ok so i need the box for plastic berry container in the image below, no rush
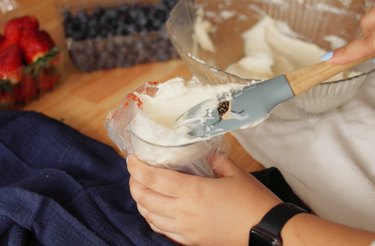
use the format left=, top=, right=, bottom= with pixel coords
left=0, top=2, right=64, bottom=109
left=56, top=0, right=179, bottom=72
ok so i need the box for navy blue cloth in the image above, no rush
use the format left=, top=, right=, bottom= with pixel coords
left=0, top=110, right=307, bottom=246
left=0, top=110, right=176, bottom=246
left=251, top=168, right=311, bottom=212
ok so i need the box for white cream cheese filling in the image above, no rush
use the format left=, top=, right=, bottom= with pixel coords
left=225, top=16, right=358, bottom=81
left=130, top=77, right=246, bottom=146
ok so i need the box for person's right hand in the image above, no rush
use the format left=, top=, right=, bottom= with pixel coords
left=127, top=154, right=281, bottom=246
left=327, top=7, right=375, bottom=64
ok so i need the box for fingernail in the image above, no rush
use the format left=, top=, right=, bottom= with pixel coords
left=321, top=51, right=333, bottom=61
left=125, top=155, right=130, bottom=164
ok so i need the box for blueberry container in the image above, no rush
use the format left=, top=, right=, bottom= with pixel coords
left=57, top=0, right=179, bottom=72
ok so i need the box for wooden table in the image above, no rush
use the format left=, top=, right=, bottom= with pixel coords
left=14, top=0, right=263, bottom=172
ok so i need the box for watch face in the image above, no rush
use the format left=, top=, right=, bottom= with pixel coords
left=250, top=228, right=281, bottom=246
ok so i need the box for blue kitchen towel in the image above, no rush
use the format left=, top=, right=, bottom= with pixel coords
left=0, top=110, right=175, bottom=246
left=0, top=110, right=308, bottom=246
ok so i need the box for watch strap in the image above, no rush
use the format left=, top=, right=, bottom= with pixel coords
left=249, top=202, right=307, bottom=246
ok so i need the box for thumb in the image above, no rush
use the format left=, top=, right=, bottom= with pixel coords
left=208, top=154, right=240, bottom=177
left=327, top=32, right=375, bottom=64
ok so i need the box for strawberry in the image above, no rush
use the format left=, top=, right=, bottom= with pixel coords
left=0, top=34, right=4, bottom=51
left=0, top=28, right=23, bottom=51
left=0, top=16, right=39, bottom=51
left=38, top=66, right=60, bottom=91
left=0, top=43, right=17, bottom=108
left=0, top=89, right=14, bottom=109
left=13, top=73, right=37, bottom=105
left=0, top=44, right=23, bottom=84
left=4, top=16, right=39, bottom=36
left=20, top=29, right=56, bottom=64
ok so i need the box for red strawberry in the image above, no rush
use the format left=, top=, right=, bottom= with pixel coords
left=0, top=35, right=5, bottom=51
left=13, top=73, right=37, bottom=105
left=4, top=16, right=39, bottom=36
left=0, top=28, right=22, bottom=51
left=0, top=45, right=16, bottom=108
left=20, top=29, right=56, bottom=64
left=0, top=89, right=14, bottom=109
left=0, top=16, right=39, bottom=51
left=38, top=67, right=60, bottom=91
left=0, top=44, right=23, bottom=84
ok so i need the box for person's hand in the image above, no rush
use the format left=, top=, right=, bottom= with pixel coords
left=325, top=7, right=375, bottom=64
left=127, top=155, right=281, bottom=246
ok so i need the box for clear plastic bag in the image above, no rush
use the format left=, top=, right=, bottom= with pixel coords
left=105, top=80, right=229, bottom=177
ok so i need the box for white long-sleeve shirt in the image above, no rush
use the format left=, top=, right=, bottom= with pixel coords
left=232, top=76, right=375, bottom=232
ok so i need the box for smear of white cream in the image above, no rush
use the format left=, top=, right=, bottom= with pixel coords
left=134, top=77, right=246, bottom=144
left=324, top=35, right=347, bottom=50
left=224, top=16, right=359, bottom=82
left=193, top=8, right=216, bottom=53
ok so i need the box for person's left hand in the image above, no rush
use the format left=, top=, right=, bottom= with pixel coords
left=127, top=155, right=281, bottom=246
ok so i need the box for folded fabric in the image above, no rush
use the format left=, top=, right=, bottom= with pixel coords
left=0, top=110, right=176, bottom=246
left=0, top=110, right=310, bottom=245
left=232, top=77, right=375, bottom=231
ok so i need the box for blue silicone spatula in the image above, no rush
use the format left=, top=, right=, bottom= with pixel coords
left=176, top=55, right=373, bottom=138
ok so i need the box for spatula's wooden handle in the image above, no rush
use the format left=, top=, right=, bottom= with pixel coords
left=286, top=54, right=373, bottom=96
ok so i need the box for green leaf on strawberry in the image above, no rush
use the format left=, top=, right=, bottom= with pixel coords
left=33, top=46, right=60, bottom=67
left=0, top=80, right=14, bottom=93
left=24, top=46, right=60, bottom=76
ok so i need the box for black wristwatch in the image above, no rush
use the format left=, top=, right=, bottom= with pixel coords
left=249, top=203, right=307, bottom=246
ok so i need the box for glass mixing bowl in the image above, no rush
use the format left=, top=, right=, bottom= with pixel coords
left=166, top=0, right=375, bottom=120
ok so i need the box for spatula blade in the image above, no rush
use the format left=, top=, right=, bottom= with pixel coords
left=175, top=75, right=294, bottom=138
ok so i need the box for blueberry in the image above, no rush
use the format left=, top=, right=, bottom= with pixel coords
left=76, top=10, right=88, bottom=22
left=63, top=10, right=72, bottom=22
left=91, top=7, right=104, bottom=20
left=71, top=18, right=88, bottom=40
left=86, top=18, right=97, bottom=37
left=116, top=25, right=129, bottom=36
left=127, top=6, right=138, bottom=21
left=63, top=11, right=74, bottom=37
left=118, top=4, right=131, bottom=16
left=105, top=8, right=119, bottom=20
left=154, top=6, right=168, bottom=23
left=137, top=7, right=148, bottom=27
left=160, top=0, right=178, bottom=10
left=99, top=29, right=109, bottom=38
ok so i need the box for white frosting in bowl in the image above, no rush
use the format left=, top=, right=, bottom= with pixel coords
left=226, top=16, right=358, bottom=82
